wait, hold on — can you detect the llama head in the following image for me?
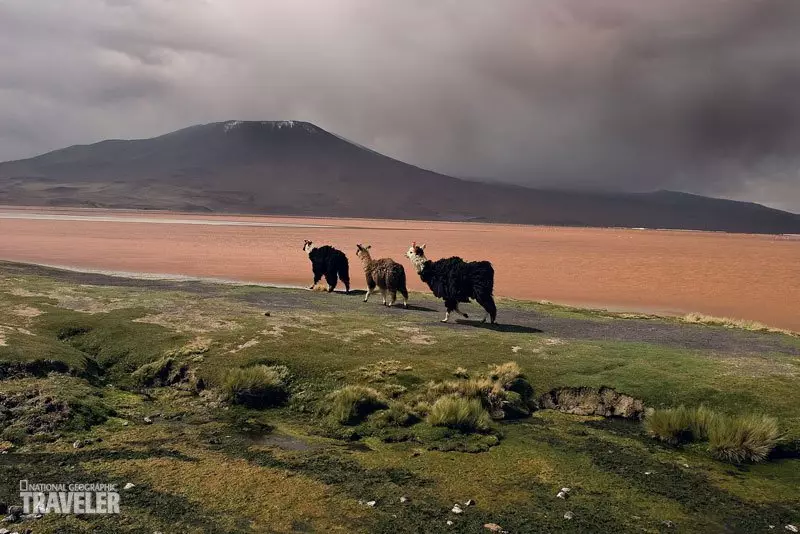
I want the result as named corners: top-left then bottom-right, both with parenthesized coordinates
top-left (405, 242), bottom-right (427, 272)
top-left (302, 239), bottom-right (314, 252)
top-left (356, 243), bottom-right (372, 258)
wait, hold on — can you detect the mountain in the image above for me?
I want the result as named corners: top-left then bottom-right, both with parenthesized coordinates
top-left (1, 120), bottom-right (798, 234)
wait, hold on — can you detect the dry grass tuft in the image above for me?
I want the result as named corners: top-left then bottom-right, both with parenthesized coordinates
top-left (708, 414), bottom-right (782, 463)
top-left (223, 365), bottom-right (291, 408)
top-left (645, 405), bottom-right (716, 444)
top-left (681, 313), bottom-right (796, 336)
top-left (487, 361), bottom-right (523, 387)
top-left (427, 395), bottom-right (490, 432)
top-left (452, 367), bottom-right (469, 379)
top-left (646, 406), bottom-right (781, 463)
top-left (328, 386), bottom-right (387, 425)
top-left (424, 361), bottom-right (534, 421)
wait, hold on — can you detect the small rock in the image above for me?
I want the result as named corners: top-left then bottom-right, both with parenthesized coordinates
top-left (399, 496), bottom-right (409, 503)
top-left (143, 417), bottom-right (153, 425)
top-left (410, 450), bottom-right (421, 458)
top-left (451, 504), bottom-right (464, 514)
top-left (446, 520), bottom-right (454, 526)
top-left (264, 312), bottom-right (271, 317)
top-left (682, 463), bottom-right (689, 468)
top-left (564, 511), bottom-right (574, 520)
top-left (662, 520), bottom-right (675, 528)
top-left (464, 499), bottom-right (476, 507)
top-left (72, 440), bottom-right (83, 449)
top-left (0, 528), bottom-right (9, 534)
top-left (644, 471), bottom-right (653, 475)
top-left (484, 523), bottom-right (504, 532)
top-left (786, 526), bottom-right (798, 533)
top-left (556, 491), bottom-right (568, 499)
top-left (124, 483), bottom-right (135, 490)
top-left (121, 421), bottom-right (129, 426)
top-left (560, 487), bottom-right (571, 494)
top-left (366, 501), bottom-right (376, 507)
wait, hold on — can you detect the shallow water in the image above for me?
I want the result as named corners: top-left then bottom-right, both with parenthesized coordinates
top-left (1, 206), bottom-right (798, 330)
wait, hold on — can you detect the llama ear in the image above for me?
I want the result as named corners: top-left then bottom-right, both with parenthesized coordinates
top-left (366, 245), bottom-right (371, 250)
top-left (420, 243), bottom-right (426, 250)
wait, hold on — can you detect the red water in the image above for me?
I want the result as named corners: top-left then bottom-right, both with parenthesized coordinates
top-left (1, 207), bottom-right (798, 330)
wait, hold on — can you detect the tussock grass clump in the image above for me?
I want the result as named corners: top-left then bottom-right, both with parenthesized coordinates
top-left (359, 360), bottom-right (405, 382)
top-left (708, 414), bottom-right (781, 463)
top-left (223, 365), bottom-right (290, 408)
top-left (487, 361), bottom-right (523, 386)
top-left (328, 386), bottom-right (387, 425)
top-left (645, 405), bottom-right (717, 444)
top-left (681, 313), bottom-right (796, 336)
top-left (424, 361), bottom-right (534, 420)
top-left (373, 401), bottom-right (420, 427)
top-left (646, 406), bottom-right (781, 463)
top-left (132, 357), bottom-right (188, 389)
top-left (427, 395), bottom-right (490, 432)
top-left (453, 367), bottom-right (469, 379)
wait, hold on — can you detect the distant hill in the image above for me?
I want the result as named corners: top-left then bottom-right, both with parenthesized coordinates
top-left (1, 120), bottom-right (798, 234)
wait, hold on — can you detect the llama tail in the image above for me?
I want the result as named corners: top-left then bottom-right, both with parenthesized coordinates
top-left (396, 264), bottom-right (409, 299)
top-left (339, 256), bottom-right (350, 291)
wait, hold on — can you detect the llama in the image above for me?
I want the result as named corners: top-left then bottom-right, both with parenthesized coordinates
top-left (356, 244), bottom-right (408, 308)
top-left (302, 240), bottom-right (350, 293)
top-left (405, 242), bottom-right (497, 323)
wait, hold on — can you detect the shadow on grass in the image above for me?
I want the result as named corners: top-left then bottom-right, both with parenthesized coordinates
top-left (453, 319), bottom-right (543, 334)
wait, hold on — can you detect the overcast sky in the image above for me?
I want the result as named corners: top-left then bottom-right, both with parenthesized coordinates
top-left (1, 0), bottom-right (799, 212)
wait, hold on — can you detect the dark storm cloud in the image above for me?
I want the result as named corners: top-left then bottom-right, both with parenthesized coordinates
top-left (0, 0), bottom-right (798, 211)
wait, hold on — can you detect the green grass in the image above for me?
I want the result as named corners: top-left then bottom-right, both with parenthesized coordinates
top-left (427, 395), bottom-right (491, 432)
top-left (646, 406), bottom-right (782, 463)
top-left (222, 365), bottom-right (291, 408)
top-left (645, 405), bottom-right (716, 444)
top-left (327, 385), bottom-right (388, 425)
top-left (1, 264), bottom-right (799, 532)
top-left (708, 413), bottom-right (782, 463)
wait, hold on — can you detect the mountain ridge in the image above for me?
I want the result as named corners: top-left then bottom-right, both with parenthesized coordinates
top-left (1, 120), bottom-right (798, 234)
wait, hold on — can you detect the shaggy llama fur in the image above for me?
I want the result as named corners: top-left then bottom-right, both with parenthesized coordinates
top-left (406, 243), bottom-right (496, 323)
top-left (356, 244), bottom-right (408, 308)
top-left (303, 240), bottom-right (350, 293)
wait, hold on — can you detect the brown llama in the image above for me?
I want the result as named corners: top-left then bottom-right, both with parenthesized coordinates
top-left (356, 244), bottom-right (408, 308)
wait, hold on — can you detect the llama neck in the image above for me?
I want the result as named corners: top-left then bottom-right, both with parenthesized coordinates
top-left (409, 255), bottom-right (428, 274)
top-left (359, 252), bottom-right (373, 270)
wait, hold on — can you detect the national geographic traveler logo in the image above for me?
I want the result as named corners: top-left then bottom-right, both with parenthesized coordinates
top-left (18, 480), bottom-right (120, 514)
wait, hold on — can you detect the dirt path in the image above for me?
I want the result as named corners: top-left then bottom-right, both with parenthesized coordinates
top-left (3, 261), bottom-right (797, 357)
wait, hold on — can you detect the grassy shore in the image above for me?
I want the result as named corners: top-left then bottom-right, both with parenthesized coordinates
top-left (0, 262), bottom-right (798, 533)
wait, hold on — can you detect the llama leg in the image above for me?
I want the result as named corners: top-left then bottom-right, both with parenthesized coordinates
top-left (364, 282), bottom-right (375, 303)
top-left (324, 271), bottom-right (338, 292)
top-left (310, 265), bottom-right (323, 289)
top-left (401, 288), bottom-right (409, 309)
top-left (475, 293), bottom-right (497, 324)
top-left (442, 299), bottom-right (457, 322)
top-left (454, 304), bottom-right (469, 319)
top-left (339, 265), bottom-right (351, 294)
top-left (380, 288), bottom-right (387, 306)
top-left (388, 290), bottom-right (397, 307)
